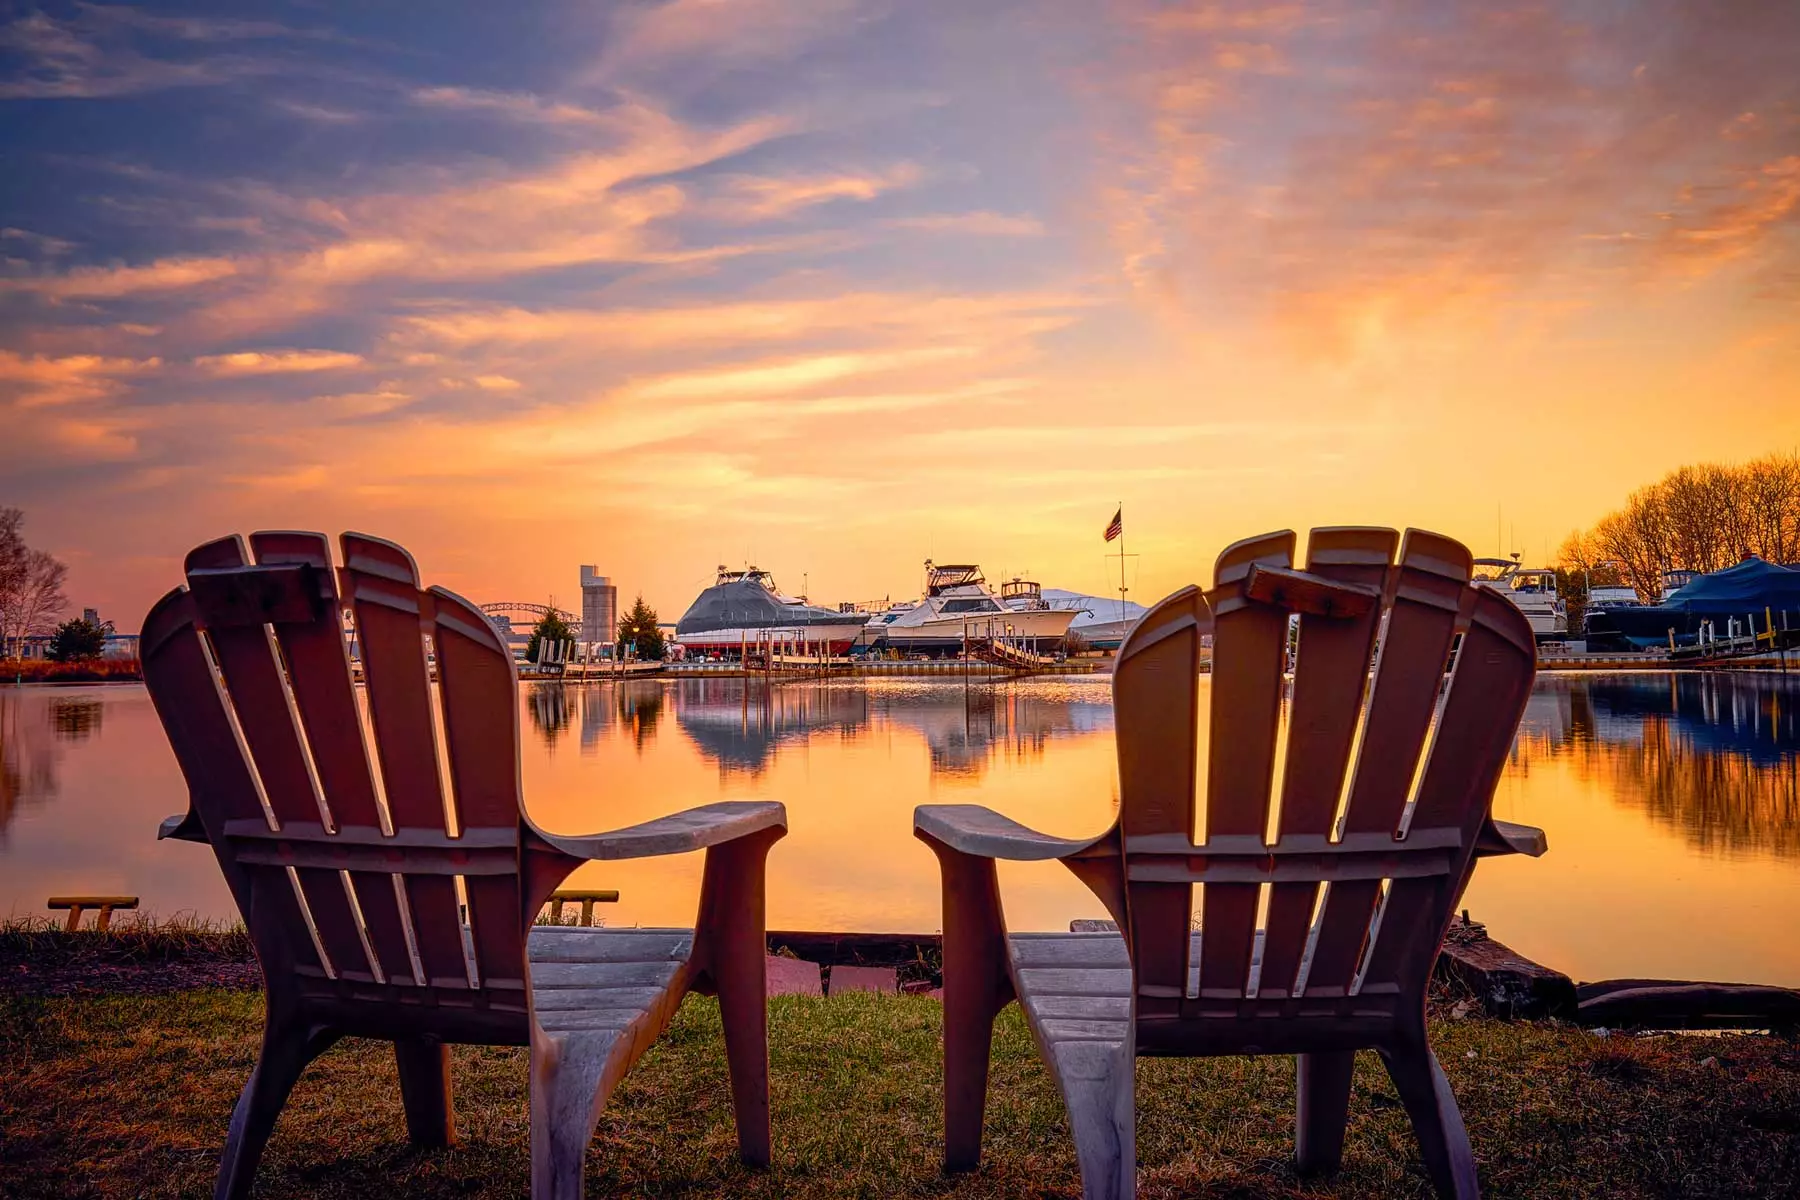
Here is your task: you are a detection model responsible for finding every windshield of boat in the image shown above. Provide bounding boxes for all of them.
[940,597,1002,613]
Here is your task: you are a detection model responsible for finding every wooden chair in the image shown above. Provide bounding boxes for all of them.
[916,527,1546,1199]
[143,531,785,1200]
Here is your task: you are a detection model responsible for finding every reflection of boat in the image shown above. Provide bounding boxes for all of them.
[674,567,867,654]
[674,679,869,773]
[1585,558,1800,649]
[1472,557,1567,641]
[866,562,1077,656]
[871,681,1113,777]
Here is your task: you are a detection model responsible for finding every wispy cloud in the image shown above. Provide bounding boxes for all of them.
[193,349,364,376]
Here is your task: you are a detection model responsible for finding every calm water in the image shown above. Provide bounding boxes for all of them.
[3,673,1797,987]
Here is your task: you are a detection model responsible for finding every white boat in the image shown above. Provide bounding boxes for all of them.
[1001,580,1147,649]
[1472,557,1567,641]
[865,562,1077,655]
[674,567,868,654]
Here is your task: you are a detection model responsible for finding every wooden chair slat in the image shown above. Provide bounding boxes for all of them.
[141,587,268,829]
[1260,528,1395,998]
[1111,588,1204,1013]
[340,534,448,833]
[348,871,417,986]
[245,864,329,976]
[1199,532,1292,999]
[186,538,325,829]
[1361,591,1535,993]
[465,874,526,987]
[249,531,386,830]
[430,586,523,830]
[294,866,376,981]
[405,874,472,988]
[1303,530,1469,996]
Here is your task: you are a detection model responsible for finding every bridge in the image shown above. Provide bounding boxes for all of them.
[479,601,582,638]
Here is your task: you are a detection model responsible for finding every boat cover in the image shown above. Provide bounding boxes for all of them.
[676,577,852,635]
[1657,557,1800,613]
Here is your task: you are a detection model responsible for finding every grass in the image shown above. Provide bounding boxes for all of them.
[4,991,1799,1198]
[0,658,143,683]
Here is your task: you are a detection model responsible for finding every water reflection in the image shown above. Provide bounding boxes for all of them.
[5,675,1800,986]
[1,689,59,840]
[527,682,666,754]
[1516,675,1800,859]
[866,681,1114,780]
[674,680,869,775]
[523,677,1116,781]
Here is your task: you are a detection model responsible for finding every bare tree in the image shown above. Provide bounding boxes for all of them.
[1561,452,1800,601]
[0,508,69,658]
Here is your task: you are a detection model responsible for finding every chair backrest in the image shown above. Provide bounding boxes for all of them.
[142,531,530,1031]
[1108,527,1536,1026]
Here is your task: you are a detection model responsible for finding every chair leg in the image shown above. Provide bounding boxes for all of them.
[1048,1039,1136,1200]
[925,840,1013,1172]
[1294,1050,1356,1175]
[694,827,782,1167]
[213,1016,340,1200]
[530,1029,623,1200]
[1377,1039,1479,1199]
[394,1040,456,1148]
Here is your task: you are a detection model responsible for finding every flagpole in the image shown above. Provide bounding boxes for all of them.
[1117,501,1127,632]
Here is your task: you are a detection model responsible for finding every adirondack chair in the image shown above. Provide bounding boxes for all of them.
[142,531,785,1200]
[915,527,1546,1199]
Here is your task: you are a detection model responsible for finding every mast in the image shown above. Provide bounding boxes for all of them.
[1117,501,1127,630]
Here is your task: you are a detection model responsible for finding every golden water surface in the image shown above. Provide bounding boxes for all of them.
[3,673,1795,987]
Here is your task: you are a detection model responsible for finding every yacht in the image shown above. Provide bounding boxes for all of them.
[865,562,1078,655]
[1471,557,1568,642]
[674,567,868,655]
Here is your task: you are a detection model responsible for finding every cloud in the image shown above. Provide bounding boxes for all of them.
[592,0,858,87]
[410,86,614,128]
[887,212,1047,237]
[6,255,240,299]
[710,164,922,220]
[0,349,162,407]
[0,5,338,100]
[625,345,977,402]
[193,349,364,376]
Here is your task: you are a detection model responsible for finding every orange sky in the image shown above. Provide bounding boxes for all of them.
[2,1,1798,628]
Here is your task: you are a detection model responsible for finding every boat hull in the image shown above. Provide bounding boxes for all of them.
[675,622,867,655]
[870,608,1077,655]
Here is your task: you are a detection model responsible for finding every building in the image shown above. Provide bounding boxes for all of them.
[580,567,618,645]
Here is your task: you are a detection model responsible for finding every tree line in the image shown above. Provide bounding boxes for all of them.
[1,508,69,658]
[1559,452,1800,602]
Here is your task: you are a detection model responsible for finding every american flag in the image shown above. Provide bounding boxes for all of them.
[1103,507,1122,542]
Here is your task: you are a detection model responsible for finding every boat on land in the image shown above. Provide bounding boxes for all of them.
[674,567,868,655]
[1472,557,1567,641]
[1000,579,1147,649]
[864,562,1077,656]
[1582,557,1800,649]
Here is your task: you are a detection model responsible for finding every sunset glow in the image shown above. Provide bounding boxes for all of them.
[3,1,1798,621]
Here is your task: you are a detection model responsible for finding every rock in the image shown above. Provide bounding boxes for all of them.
[828,965,898,995]
[765,955,823,997]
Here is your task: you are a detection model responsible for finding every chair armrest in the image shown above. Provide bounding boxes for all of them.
[158,807,209,843]
[525,800,786,862]
[1475,817,1547,858]
[914,804,1103,861]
